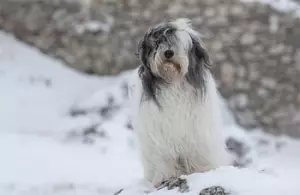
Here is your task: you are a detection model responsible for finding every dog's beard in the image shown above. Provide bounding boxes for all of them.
[152,54,187,83]
[157,61,180,83]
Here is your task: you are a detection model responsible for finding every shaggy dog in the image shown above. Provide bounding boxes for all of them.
[129,18,230,188]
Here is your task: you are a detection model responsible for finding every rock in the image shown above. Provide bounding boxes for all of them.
[114,189,123,195]
[226,137,249,158]
[240,33,256,45]
[226,136,252,167]
[199,186,230,195]
[157,177,189,193]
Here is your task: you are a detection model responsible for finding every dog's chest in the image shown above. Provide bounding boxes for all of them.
[138,83,206,145]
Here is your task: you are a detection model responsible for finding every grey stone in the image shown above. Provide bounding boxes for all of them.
[199,186,230,195]
[226,137,250,158]
[157,177,189,193]
[240,33,256,45]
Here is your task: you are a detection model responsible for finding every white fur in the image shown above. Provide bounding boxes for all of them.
[129,69,230,186]
[171,18,203,42]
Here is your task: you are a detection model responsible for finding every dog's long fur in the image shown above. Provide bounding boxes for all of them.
[129,18,230,187]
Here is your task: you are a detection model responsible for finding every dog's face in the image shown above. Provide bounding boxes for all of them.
[137,18,211,85]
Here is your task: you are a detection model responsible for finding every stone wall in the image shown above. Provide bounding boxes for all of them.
[1,0,300,137]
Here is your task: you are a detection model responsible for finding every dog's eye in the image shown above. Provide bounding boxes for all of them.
[155,39,162,45]
[152,31,160,39]
[165,28,174,35]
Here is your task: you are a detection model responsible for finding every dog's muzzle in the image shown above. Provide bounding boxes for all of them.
[161,49,181,73]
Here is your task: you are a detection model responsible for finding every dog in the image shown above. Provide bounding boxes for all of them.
[128,18,230,188]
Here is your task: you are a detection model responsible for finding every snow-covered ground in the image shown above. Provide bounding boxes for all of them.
[0,31,143,195]
[0,9,300,193]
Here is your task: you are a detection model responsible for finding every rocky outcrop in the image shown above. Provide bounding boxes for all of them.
[113,166,298,195]
[1,0,300,137]
[115,182,229,195]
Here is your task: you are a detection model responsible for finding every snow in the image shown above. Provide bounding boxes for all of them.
[0,31,142,195]
[74,13,115,34]
[0,24,300,195]
[242,0,300,17]
[75,19,114,34]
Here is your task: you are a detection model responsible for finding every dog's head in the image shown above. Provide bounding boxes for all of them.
[137,18,211,86]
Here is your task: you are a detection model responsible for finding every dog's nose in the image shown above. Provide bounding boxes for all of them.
[164,50,174,59]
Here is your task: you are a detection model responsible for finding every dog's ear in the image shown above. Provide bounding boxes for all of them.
[136,38,152,81]
[186,34,211,91]
[190,35,211,69]
[135,39,143,58]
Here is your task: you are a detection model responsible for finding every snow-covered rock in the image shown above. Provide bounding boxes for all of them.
[116,166,299,195]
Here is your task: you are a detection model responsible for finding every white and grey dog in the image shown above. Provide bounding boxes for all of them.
[129,18,230,188]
